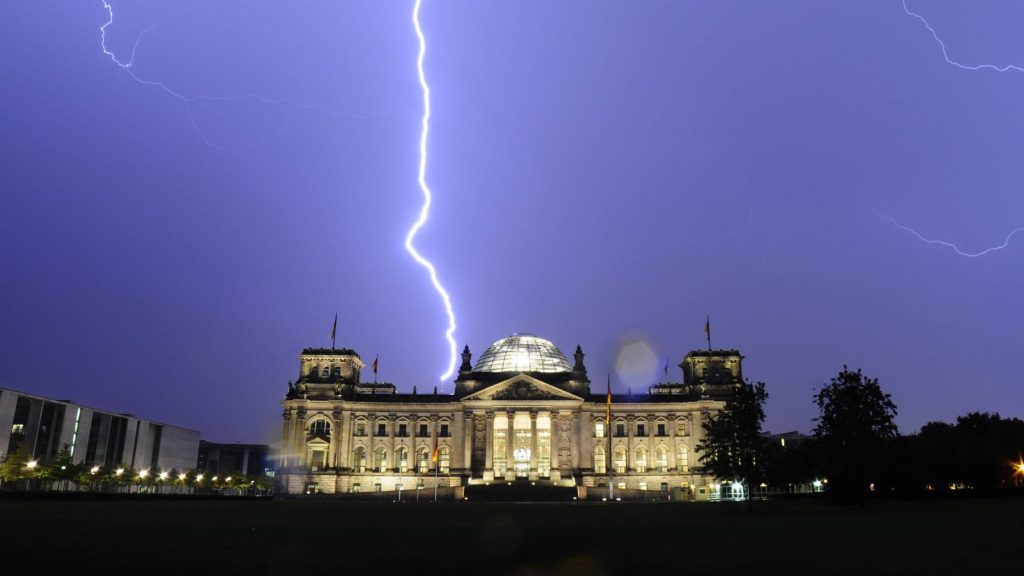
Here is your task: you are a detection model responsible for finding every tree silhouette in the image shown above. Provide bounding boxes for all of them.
[814,366,897,505]
[697,380,769,510]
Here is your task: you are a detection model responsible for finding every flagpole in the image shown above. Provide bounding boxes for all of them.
[607,373,613,502]
[433,460,439,502]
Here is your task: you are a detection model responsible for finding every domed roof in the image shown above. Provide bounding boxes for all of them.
[474,333,574,373]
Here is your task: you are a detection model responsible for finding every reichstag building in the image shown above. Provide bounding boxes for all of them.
[278,333,741,499]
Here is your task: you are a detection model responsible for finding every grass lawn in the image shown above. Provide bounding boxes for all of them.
[1,496,1021,575]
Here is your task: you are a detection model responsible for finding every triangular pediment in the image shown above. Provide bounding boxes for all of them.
[462,374,583,402]
[305,436,330,446]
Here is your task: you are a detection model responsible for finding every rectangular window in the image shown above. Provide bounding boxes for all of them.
[637,424,646,437]
[351,483,360,493]
[418,424,428,437]
[377,423,387,437]
[615,424,626,437]
[639,481,648,491]
[594,421,605,438]
[311,450,325,470]
[398,424,408,437]
[657,424,666,437]
[439,424,450,437]
[617,482,626,490]
[374,483,382,492]
[355,423,366,437]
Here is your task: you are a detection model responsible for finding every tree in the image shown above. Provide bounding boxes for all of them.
[697,380,769,510]
[813,366,897,505]
[43,449,82,492]
[0,443,33,489]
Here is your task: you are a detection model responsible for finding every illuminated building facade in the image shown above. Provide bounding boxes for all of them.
[278,334,742,499]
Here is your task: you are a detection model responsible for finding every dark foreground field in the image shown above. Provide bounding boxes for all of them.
[1,496,1021,575]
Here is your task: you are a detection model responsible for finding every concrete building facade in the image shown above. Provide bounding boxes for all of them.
[0,387,200,473]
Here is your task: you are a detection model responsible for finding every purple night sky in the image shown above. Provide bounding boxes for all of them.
[2,1,1022,444]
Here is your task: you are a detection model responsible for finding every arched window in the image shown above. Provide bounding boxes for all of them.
[352,446,367,473]
[655,446,669,472]
[677,444,689,472]
[309,420,331,437]
[593,445,606,475]
[438,446,451,474]
[396,447,409,473]
[374,446,388,472]
[309,365,319,377]
[321,367,330,378]
[635,446,648,473]
[417,448,430,474]
[613,447,627,474]
[331,366,341,378]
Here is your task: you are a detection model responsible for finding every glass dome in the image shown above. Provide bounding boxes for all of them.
[474,333,573,373]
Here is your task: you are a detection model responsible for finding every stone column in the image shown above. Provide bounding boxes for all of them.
[294,408,307,467]
[331,408,342,468]
[572,412,581,469]
[340,413,353,470]
[462,411,473,474]
[281,410,291,468]
[484,412,494,470]
[550,411,560,470]
[506,411,515,474]
[529,411,538,472]
[626,415,634,472]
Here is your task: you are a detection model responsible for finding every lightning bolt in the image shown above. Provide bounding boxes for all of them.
[901,0,1024,74]
[881,214,1024,258]
[100,0,376,153]
[407,0,458,383]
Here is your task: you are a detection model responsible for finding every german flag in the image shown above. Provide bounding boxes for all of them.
[431,436,439,463]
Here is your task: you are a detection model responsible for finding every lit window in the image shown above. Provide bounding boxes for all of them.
[593,446,606,474]
[655,446,668,472]
[417,449,430,474]
[351,483,360,493]
[310,450,325,470]
[594,421,605,438]
[439,446,451,474]
[613,448,627,474]
[635,448,648,473]
[309,420,331,437]
[374,447,388,472]
[639,481,648,491]
[397,448,409,472]
[352,447,367,473]
[677,445,689,472]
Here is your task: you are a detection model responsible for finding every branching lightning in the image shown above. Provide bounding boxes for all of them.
[891,3,1023,258]
[407,0,458,383]
[901,0,1024,74]
[880,214,1024,258]
[100,0,376,153]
